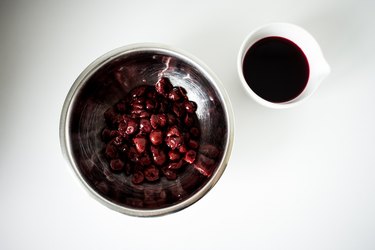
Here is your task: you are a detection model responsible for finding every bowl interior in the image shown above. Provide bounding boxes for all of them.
[66,48,229,214]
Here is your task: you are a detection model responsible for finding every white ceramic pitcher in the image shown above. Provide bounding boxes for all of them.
[238,23,331,109]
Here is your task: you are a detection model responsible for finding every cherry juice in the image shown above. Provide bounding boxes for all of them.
[242,36,310,103]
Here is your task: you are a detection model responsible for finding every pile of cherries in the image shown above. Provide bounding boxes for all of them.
[101,77,203,184]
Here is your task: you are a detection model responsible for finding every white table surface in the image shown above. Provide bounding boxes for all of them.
[1,0,375,249]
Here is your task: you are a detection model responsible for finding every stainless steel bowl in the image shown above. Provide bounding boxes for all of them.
[60,43,234,216]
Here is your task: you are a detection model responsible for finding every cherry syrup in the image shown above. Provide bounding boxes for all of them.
[242,36,310,103]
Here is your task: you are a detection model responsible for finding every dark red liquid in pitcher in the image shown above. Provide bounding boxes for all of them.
[242,36,309,103]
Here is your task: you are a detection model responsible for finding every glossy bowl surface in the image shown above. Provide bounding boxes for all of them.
[60,43,234,216]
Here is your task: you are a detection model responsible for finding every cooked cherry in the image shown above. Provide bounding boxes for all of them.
[193,154,215,177]
[168,87,182,101]
[139,153,152,166]
[110,159,124,171]
[158,114,167,127]
[166,126,181,137]
[172,103,184,117]
[167,160,183,170]
[159,101,169,113]
[184,113,194,127]
[131,102,143,110]
[132,171,144,184]
[126,119,138,135]
[150,145,166,166]
[139,119,152,133]
[139,111,150,118]
[155,77,173,96]
[118,144,129,155]
[150,114,159,129]
[127,146,140,163]
[150,129,163,145]
[130,85,147,98]
[165,135,183,150]
[184,101,197,113]
[133,135,147,153]
[110,130,119,138]
[167,113,177,125]
[147,88,158,99]
[145,99,156,110]
[168,150,180,161]
[184,150,197,164]
[131,109,149,119]
[177,86,188,100]
[113,136,124,146]
[144,165,159,182]
[132,97,145,104]
[105,144,117,159]
[118,122,128,136]
[178,144,188,154]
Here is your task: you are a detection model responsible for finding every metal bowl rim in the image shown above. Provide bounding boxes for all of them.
[59,43,235,217]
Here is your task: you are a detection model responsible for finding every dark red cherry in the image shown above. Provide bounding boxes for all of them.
[144,165,160,182]
[155,77,173,96]
[132,171,144,184]
[184,150,197,164]
[110,159,124,171]
[133,135,147,154]
[150,129,163,145]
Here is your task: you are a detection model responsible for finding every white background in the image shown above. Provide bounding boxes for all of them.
[1,0,375,249]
